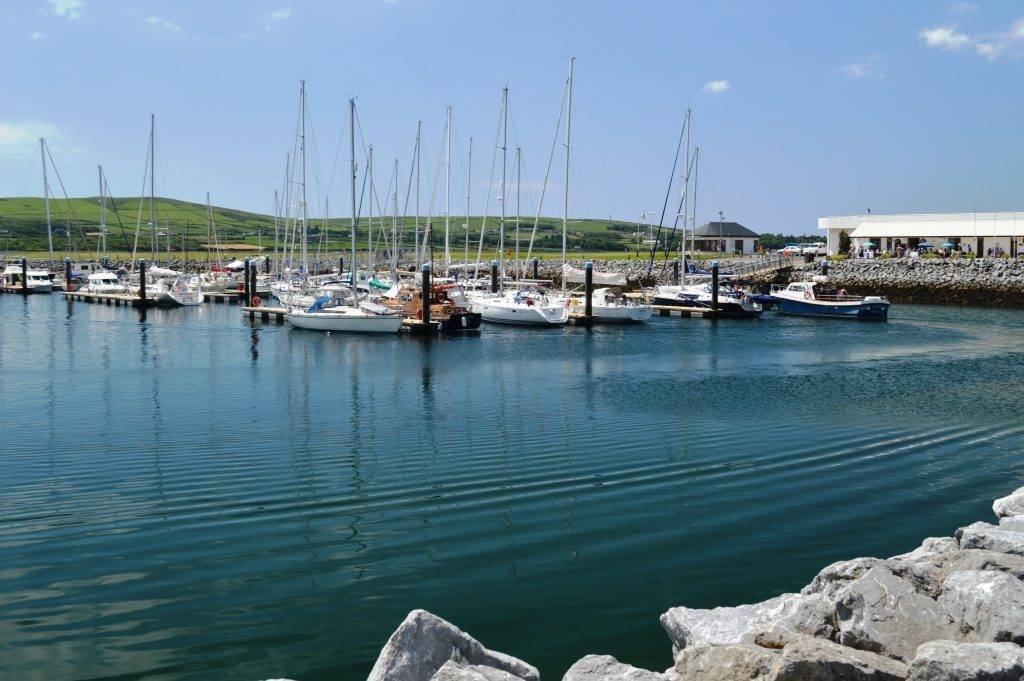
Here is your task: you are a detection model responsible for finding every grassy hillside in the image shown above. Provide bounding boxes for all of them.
[0,196,653,256]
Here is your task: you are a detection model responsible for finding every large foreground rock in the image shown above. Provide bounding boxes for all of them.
[803,558,889,601]
[432,660,524,680]
[834,566,957,661]
[561,654,666,680]
[957,523,1024,557]
[938,570,1024,644]
[660,593,834,654]
[994,487,1024,519]
[772,636,908,681]
[673,643,778,681]
[889,542,1024,598]
[907,640,1024,681]
[367,610,539,681]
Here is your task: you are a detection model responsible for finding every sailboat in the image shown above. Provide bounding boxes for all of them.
[467,85,570,327]
[286,97,402,334]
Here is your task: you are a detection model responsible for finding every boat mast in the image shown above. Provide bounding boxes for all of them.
[205,192,212,268]
[98,164,107,257]
[392,157,400,279]
[349,97,358,307]
[515,146,521,282]
[444,105,452,276]
[149,114,156,260]
[414,120,421,270]
[499,85,508,286]
[368,145,374,274]
[562,57,574,294]
[465,137,472,267]
[299,80,308,284]
[692,146,700,256]
[40,139,54,270]
[273,189,280,265]
[680,108,691,269]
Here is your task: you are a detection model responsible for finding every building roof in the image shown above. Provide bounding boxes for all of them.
[819,212,1024,238]
[692,221,759,238]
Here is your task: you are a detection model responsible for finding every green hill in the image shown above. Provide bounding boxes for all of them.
[0,196,654,256]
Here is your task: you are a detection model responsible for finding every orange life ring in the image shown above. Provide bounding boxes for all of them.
[416,307,423,319]
[251,295,262,307]
[236,283,245,292]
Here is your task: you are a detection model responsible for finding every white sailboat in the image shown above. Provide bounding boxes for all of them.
[568,287,651,323]
[286,97,402,334]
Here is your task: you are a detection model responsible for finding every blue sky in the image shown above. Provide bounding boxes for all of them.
[1,0,1022,234]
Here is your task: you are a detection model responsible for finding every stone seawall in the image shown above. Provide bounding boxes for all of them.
[787,259,1024,308]
[354,483,1024,680]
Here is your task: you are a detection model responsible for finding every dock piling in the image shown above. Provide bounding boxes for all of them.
[822,259,830,276]
[21,258,27,294]
[583,261,594,326]
[243,258,251,307]
[138,259,147,306]
[711,261,719,312]
[64,258,72,292]
[490,260,499,293]
[422,263,431,326]
[673,258,680,285]
[532,257,539,279]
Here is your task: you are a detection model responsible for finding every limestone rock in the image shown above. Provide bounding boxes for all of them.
[367,610,539,681]
[890,546,1024,598]
[890,538,959,564]
[432,660,525,680]
[673,644,778,681]
[834,565,957,661]
[804,558,888,600]
[938,570,1024,644]
[561,654,667,680]
[660,593,834,654]
[773,636,908,681]
[993,487,1024,519]
[907,640,1024,681]
[957,523,1024,557]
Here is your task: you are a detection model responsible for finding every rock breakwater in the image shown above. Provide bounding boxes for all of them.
[357,483,1024,680]
[790,258,1024,307]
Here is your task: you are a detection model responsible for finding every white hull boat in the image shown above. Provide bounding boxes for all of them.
[2,266,53,293]
[470,290,569,326]
[569,288,651,323]
[80,272,128,295]
[286,296,402,334]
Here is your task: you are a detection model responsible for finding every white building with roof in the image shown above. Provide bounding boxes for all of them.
[819,212,1024,256]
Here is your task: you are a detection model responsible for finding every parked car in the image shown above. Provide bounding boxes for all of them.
[778,244,803,256]
[802,242,827,256]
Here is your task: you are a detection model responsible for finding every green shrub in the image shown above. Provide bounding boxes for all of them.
[838,230,851,254]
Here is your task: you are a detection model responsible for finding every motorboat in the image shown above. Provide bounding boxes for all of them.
[80,271,128,294]
[2,265,53,293]
[568,287,651,323]
[690,283,763,317]
[285,294,403,334]
[468,288,569,326]
[652,283,701,307]
[771,277,889,320]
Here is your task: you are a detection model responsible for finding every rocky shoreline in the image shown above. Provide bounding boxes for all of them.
[783,258,1024,308]
[346,483,1024,680]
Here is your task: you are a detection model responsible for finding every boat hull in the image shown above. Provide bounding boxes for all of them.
[439,311,483,332]
[571,305,652,323]
[774,297,889,320]
[286,311,403,333]
[474,303,569,326]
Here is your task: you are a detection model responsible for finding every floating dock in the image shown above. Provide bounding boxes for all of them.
[62,290,156,308]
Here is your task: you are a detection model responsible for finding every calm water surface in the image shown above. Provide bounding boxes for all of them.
[1,294,1023,680]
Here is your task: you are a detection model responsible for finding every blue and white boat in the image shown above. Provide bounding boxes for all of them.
[772,277,889,321]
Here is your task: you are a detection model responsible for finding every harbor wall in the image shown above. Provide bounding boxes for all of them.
[784,258,1024,308]
[360,483,1024,680]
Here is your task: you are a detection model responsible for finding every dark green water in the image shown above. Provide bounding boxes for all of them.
[1,294,1023,680]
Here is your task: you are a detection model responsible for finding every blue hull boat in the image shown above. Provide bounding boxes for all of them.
[772,279,890,321]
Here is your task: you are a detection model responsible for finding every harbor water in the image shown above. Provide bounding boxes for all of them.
[1,294,1023,680]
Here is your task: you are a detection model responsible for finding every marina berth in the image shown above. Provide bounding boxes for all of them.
[80,271,128,294]
[285,294,403,333]
[468,288,570,326]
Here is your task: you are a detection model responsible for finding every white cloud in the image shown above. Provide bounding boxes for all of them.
[974,41,1005,60]
[29,30,45,40]
[838,55,886,79]
[945,1,979,14]
[143,15,183,32]
[48,0,83,20]
[0,120,64,160]
[267,7,291,21]
[919,16,1024,61]
[702,80,731,94]
[919,25,972,50]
